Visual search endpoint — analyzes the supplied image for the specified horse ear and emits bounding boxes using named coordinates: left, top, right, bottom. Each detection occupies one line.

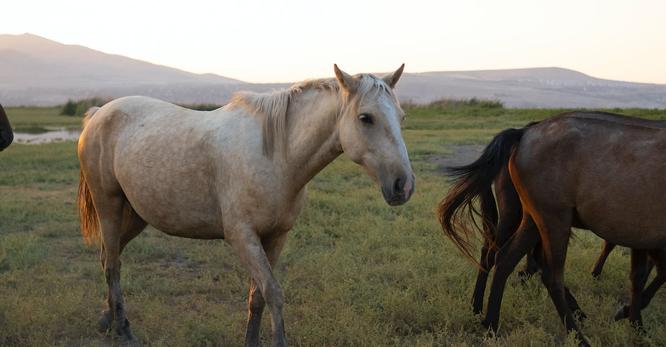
left=382, top=64, right=405, bottom=88
left=334, top=64, right=358, bottom=93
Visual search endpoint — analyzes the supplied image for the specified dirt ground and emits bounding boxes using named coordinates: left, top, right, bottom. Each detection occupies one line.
left=429, top=144, right=484, bottom=173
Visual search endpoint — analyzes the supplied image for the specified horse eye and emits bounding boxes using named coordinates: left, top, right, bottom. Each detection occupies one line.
left=358, top=113, right=374, bottom=125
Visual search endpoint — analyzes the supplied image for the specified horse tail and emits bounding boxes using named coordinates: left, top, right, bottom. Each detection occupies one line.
left=82, top=106, right=100, bottom=129
left=78, top=106, right=101, bottom=244
left=437, top=127, right=527, bottom=264
left=78, top=167, right=99, bottom=245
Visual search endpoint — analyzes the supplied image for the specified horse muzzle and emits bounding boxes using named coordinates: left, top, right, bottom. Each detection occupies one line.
left=381, top=173, right=415, bottom=206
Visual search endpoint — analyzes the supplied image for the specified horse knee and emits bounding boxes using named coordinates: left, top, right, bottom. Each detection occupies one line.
left=249, top=290, right=266, bottom=313
left=263, top=283, right=284, bottom=310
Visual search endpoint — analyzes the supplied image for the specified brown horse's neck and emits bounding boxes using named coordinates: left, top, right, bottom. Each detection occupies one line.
left=281, top=89, right=343, bottom=194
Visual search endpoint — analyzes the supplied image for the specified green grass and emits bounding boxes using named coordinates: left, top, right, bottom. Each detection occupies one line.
left=1, top=103, right=665, bottom=346
left=4, top=107, right=83, bottom=133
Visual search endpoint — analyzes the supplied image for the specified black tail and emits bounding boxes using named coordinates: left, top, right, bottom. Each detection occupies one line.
left=437, top=127, right=527, bottom=263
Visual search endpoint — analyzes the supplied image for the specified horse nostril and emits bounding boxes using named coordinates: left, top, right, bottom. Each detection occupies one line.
left=393, top=177, right=404, bottom=194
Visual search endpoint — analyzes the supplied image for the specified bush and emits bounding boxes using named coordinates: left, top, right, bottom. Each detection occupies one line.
left=60, top=100, right=77, bottom=116
left=426, top=97, right=504, bottom=109
left=59, top=98, right=109, bottom=117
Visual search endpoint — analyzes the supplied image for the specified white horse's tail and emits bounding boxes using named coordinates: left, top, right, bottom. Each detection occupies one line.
left=82, top=106, right=100, bottom=128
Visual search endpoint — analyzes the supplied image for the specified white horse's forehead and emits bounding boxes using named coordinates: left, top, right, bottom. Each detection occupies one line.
left=364, top=91, right=401, bottom=120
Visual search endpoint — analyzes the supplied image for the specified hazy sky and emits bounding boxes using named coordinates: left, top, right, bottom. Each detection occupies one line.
left=3, top=0, right=666, bottom=83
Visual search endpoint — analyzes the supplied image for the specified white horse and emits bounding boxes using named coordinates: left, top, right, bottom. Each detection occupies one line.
left=77, top=64, right=414, bottom=346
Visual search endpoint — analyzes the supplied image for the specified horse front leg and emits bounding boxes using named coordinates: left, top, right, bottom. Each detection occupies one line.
left=626, top=249, right=649, bottom=329
left=615, top=249, right=663, bottom=322
left=245, top=233, right=288, bottom=347
left=228, top=226, right=287, bottom=347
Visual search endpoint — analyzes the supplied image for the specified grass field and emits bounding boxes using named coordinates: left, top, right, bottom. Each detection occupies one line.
left=4, top=107, right=82, bottom=133
left=1, top=104, right=665, bottom=346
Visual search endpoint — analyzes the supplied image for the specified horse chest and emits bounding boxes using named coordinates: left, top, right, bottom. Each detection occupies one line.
left=222, top=185, right=306, bottom=236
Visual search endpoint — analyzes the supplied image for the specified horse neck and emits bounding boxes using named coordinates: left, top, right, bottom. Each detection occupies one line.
left=280, top=89, right=343, bottom=193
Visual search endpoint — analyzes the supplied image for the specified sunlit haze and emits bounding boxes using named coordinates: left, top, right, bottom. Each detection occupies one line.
left=3, top=0, right=666, bottom=83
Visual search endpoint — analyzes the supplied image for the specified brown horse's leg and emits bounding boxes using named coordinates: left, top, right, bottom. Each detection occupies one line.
left=532, top=242, right=587, bottom=320
left=534, top=210, right=590, bottom=346
left=626, top=249, right=649, bottom=329
left=98, top=201, right=147, bottom=335
left=591, top=241, right=616, bottom=278
left=471, top=243, right=492, bottom=315
left=245, top=233, right=288, bottom=347
left=616, top=249, right=665, bottom=321
left=483, top=214, right=539, bottom=332
left=518, top=251, right=540, bottom=280
left=471, top=186, right=501, bottom=314
left=96, top=194, right=138, bottom=342
left=474, top=177, right=523, bottom=315
left=228, top=227, right=287, bottom=347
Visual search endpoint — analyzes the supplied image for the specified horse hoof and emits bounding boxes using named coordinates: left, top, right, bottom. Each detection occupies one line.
left=111, top=318, right=139, bottom=345
left=614, top=306, right=629, bottom=321
left=481, top=318, right=498, bottom=333
left=98, top=310, right=113, bottom=333
left=575, top=309, right=588, bottom=322
left=578, top=336, right=591, bottom=347
left=119, top=333, right=140, bottom=346
left=591, top=271, right=601, bottom=278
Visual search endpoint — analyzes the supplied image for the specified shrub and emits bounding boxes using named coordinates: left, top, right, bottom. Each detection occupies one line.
left=59, top=98, right=109, bottom=117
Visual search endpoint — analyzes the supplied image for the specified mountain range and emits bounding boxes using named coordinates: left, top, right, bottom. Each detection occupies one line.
left=1, top=33, right=665, bottom=108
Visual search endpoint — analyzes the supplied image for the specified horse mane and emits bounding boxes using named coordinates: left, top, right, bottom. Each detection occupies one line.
left=228, top=74, right=393, bottom=158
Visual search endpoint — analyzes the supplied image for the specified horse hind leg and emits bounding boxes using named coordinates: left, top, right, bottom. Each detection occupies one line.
left=591, top=241, right=616, bottom=278
left=97, top=195, right=147, bottom=342
left=483, top=214, right=540, bottom=332
left=532, top=242, right=587, bottom=321
left=533, top=208, right=591, bottom=346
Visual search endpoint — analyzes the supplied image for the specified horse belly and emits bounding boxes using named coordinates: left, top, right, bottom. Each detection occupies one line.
left=575, top=179, right=666, bottom=249
left=115, top=139, right=225, bottom=239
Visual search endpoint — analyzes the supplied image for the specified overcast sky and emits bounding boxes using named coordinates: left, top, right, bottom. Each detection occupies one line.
left=3, top=0, right=665, bottom=83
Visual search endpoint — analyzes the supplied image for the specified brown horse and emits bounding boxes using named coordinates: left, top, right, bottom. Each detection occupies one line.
left=443, top=160, right=584, bottom=316
left=78, top=65, right=413, bottom=346
left=0, top=104, right=13, bottom=151
left=444, top=160, right=651, bottom=319
left=438, top=112, right=666, bottom=345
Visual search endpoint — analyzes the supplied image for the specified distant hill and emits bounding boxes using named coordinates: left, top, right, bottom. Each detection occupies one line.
left=1, top=33, right=665, bottom=108
left=395, top=68, right=666, bottom=108
left=0, top=33, right=255, bottom=106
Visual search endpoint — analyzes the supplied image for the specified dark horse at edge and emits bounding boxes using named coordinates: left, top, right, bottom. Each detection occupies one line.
left=0, top=104, right=13, bottom=151
left=438, top=111, right=666, bottom=346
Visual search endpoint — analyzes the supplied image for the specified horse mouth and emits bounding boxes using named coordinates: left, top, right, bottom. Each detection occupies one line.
left=387, top=197, right=408, bottom=206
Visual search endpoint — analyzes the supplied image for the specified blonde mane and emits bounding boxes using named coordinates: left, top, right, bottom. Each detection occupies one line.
left=228, top=74, right=393, bottom=158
